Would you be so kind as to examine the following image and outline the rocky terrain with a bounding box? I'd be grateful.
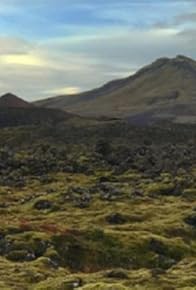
[0,113,195,289]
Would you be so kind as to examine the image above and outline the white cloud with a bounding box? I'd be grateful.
[0,37,33,55]
[0,25,195,101]
[0,54,45,67]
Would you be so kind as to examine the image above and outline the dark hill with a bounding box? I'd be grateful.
[0,93,76,128]
[0,93,33,108]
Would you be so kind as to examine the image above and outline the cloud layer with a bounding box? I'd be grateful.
[0,0,195,100]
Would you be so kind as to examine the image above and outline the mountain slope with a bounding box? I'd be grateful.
[35,55,196,123]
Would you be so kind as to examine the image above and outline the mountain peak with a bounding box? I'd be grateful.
[1,93,20,100]
[151,55,195,67]
[138,55,196,77]
[0,93,33,108]
[175,55,193,61]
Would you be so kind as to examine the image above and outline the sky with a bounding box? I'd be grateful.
[0,0,196,101]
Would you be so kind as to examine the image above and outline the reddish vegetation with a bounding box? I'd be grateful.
[39,223,60,234]
[18,218,34,231]
[0,93,33,108]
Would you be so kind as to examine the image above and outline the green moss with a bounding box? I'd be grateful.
[51,229,135,271]
[79,283,128,290]
[33,278,74,290]
[182,188,196,200]
[146,182,176,196]
[6,250,29,262]
[44,247,60,262]
[147,235,194,270]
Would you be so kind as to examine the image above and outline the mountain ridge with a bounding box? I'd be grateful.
[34,55,196,124]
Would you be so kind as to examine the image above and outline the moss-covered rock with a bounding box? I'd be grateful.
[147,182,176,196]
[184,214,196,228]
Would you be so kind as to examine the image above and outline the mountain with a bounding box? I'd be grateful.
[0,93,76,128]
[0,93,33,108]
[35,55,196,124]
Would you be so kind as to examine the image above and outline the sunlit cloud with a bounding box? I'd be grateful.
[0,54,45,67]
[46,86,80,95]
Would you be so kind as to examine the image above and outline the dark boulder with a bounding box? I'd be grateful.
[105,269,128,279]
[6,250,36,262]
[74,193,91,208]
[33,199,53,210]
[99,183,122,201]
[184,213,196,227]
[106,213,128,225]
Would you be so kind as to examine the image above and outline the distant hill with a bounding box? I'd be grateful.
[0,93,75,128]
[0,93,33,108]
[35,55,196,124]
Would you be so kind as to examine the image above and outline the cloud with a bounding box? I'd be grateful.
[154,5,196,29]
[0,1,195,101]
[0,54,45,67]
[0,37,33,55]
[43,27,180,68]
[45,87,80,95]
[175,12,196,25]
[0,25,195,101]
